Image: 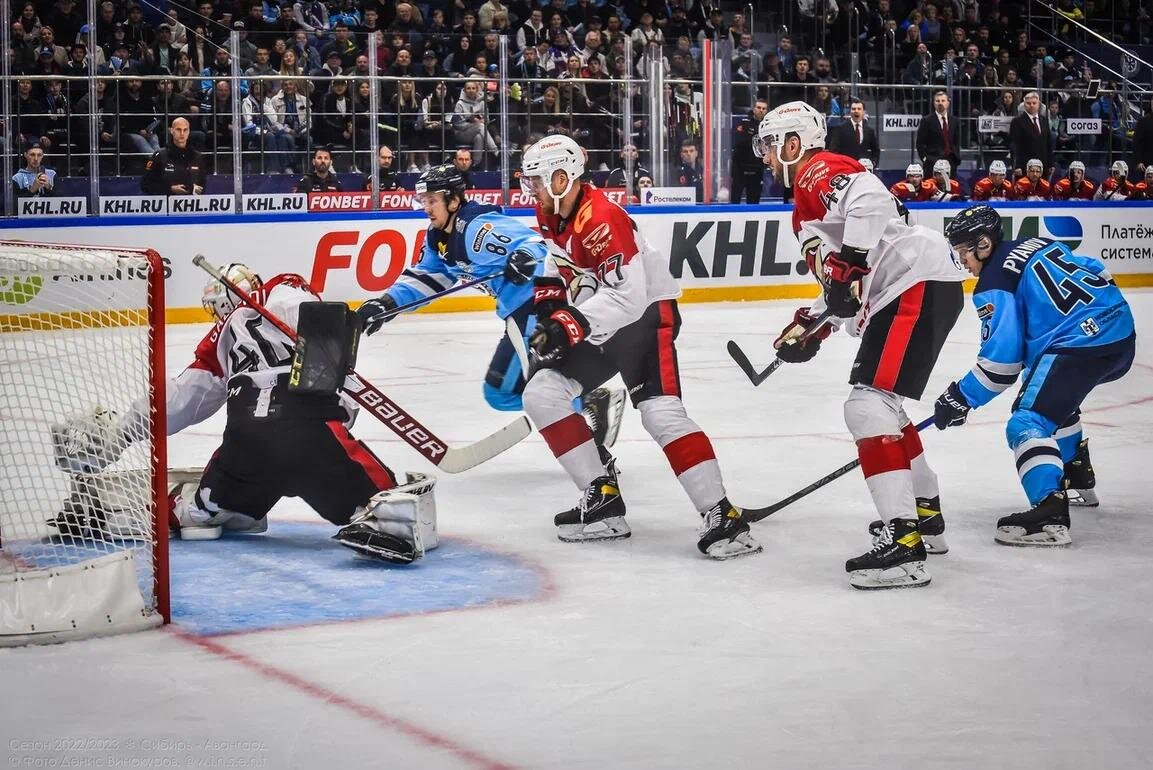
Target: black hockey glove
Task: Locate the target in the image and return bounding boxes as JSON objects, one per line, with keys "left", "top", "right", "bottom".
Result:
{"left": 822, "top": 245, "right": 871, "bottom": 319}
{"left": 773, "top": 307, "right": 832, "bottom": 364}
{"left": 933, "top": 382, "right": 971, "bottom": 430}
{"left": 356, "top": 294, "right": 399, "bottom": 336}
{"left": 532, "top": 275, "right": 568, "bottom": 315}
{"left": 503, "top": 248, "right": 539, "bottom": 285}
{"left": 530, "top": 306, "right": 590, "bottom": 369}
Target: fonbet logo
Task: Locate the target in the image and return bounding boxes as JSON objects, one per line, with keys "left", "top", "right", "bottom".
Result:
{"left": 0, "top": 275, "right": 44, "bottom": 306}
{"left": 943, "top": 214, "right": 1083, "bottom": 251}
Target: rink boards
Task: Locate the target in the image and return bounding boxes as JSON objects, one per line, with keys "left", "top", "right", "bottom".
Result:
{"left": 2, "top": 200, "right": 1151, "bottom": 322}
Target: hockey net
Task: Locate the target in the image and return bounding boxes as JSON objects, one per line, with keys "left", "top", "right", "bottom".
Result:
{"left": 0, "top": 241, "right": 169, "bottom": 645}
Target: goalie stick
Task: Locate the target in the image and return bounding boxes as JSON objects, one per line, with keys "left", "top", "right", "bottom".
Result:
{"left": 726, "top": 310, "right": 836, "bottom": 386}
{"left": 193, "top": 255, "right": 529, "bottom": 473}
{"left": 742, "top": 417, "right": 935, "bottom": 523}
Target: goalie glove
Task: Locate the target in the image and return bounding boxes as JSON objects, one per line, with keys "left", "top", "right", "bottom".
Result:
{"left": 51, "top": 406, "right": 129, "bottom": 475}
{"left": 822, "top": 245, "right": 870, "bottom": 319}
{"left": 774, "top": 308, "right": 832, "bottom": 364}
{"left": 530, "top": 306, "right": 590, "bottom": 369}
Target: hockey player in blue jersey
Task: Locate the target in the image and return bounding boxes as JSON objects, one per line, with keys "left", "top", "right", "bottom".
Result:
{"left": 355, "top": 164, "right": 625, "bottom": 449}
{"left": 933, "top": 204, "right": 1136, "bottom": 546}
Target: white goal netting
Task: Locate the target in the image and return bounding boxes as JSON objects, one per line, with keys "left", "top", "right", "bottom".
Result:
{"left": 0, "top": 241, "right": 168, "bottom": 645}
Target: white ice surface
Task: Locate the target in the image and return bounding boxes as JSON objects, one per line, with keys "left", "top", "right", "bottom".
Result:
{"left": 4, "top": 293, "right": 1152, "bottom": 770}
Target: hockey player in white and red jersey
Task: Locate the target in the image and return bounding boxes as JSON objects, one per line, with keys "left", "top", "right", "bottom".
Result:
{"left": 756, "top": 101, "right": 968, "bottom": 589}
{"left": 50, "top": 264, "right": 436, "bottom": 564}
{"left": 517, "top": 134, "right": 761, "bottom": 559}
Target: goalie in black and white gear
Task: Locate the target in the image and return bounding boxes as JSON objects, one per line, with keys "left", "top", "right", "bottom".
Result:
{"left": 50, "top": 263, "right": 436, "bottom": 565}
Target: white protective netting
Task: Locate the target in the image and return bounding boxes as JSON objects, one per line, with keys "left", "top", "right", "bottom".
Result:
{"left": 0, "top": 241, "right": 167, "bottom": 645}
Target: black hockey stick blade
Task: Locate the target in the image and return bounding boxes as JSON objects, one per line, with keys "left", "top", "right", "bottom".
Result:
{"left": 726, "top": 340, "right": 782, "bottom": 386}
{"left": 743, "top": 417, "right": 936, "bottom": 523}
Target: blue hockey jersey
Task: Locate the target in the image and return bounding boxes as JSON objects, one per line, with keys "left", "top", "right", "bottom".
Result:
{"left": 384, "top": 202, "right": 547, "bottom": 318}
{"left": 958, "top": 237, "right": 1134, "bottom": 408}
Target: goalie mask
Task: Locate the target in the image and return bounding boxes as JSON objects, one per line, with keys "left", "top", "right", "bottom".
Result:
{"left": 203, "top": 263, "right": 263, "bottom": 322}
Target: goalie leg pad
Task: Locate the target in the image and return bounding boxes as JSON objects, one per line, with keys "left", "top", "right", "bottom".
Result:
{"left": 333, "top": 473, "right": 437, "bottom": 564}
{"left": 51, "top": 406, "right": 128, "bottom": 475}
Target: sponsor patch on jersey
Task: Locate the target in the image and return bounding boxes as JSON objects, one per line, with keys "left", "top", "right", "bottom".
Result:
{"left": 580, "top": 222, "right": 612, "bottom": 257}
{"left": 1080, "top": 318, "right": 1100, "bottom": 336}
{"left": 976, "top": 302, "right": 995, "bottom": 320}
{"left": 471, "top": 222, "right": 493, "bottom": 252}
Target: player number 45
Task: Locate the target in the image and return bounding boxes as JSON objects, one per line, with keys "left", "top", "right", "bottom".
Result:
{"left": 1032, "top": 245, "right": 1110, "bottom": 315}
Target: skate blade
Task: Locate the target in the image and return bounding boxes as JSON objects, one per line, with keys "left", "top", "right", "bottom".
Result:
{"left": 1067, "top": 488, "right": 1099, "bottom": 507}
{"left": 849, "top": 562, "right": 931, "bottom": 590}
{"left": 702, "top": 534, "right": 763, "bottom": 561}
{"left": 922, "top": 534, "right": 949, "bottom": 555}
{"left": 994, "top": 525, "right": 1072, "bottom": 547}
{"left": 557, "top": 517, "right": 631, "bottom": 542}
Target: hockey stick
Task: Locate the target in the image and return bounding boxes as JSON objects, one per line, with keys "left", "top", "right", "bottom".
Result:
{"left": 193, "top": 256, "right": 530, "bottom": 473}
{"left": 726, "top": 310, "right": 836, "bottom": 387}
{"left": 378, "top": 271, "right": 502, "bottom": 319}
{"left": 743, "top": 417, "right": 935, "bottom": 523}
{"left": 505, "top": 314, "right": 532, "bottom": 374}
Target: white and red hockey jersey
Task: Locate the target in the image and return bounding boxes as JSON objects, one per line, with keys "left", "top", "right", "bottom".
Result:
{"left": 792, "top": 151, "right": 967, "bottom": 336}
{"left": 165, "top": 273, "right": 316, "bottom": 434}
{"left": 535, "top": 182, "right": 680, "bottom": 344}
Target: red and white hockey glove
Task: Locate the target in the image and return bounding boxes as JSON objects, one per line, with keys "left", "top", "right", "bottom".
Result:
{"left": 822, "top": 245, "right": 870, "bottom": 319}
{"left": 773, "top": 307, "right": 832, "bottom": 364}
{"left": 530, "top": 306, "right": 590, "bottom": 369}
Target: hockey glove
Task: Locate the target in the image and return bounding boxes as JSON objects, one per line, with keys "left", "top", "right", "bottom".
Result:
{"left": 774, "top": 307, "right": 832, "bottom": 364}
{"left": 530, "top": 306, "right": 590, "bottom": 368}
{"left": 532, "top": 275, "right": 568, "bottom": 315}
{"left": 933, "top": 382, "right": 971, "bottom": 430}
{"left": 503, "top": 248, "right": 539, "bottom": 285}
{"left": 356, "top": 294, "right": 399, "bottom": 336}
{"left": 822, "top": 245, "right": 870, "bottom": 319}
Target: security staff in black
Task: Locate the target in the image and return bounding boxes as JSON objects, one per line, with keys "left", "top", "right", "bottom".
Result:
{"left": 731, "top": 99, "right": 768, "bottom": 203}
{"left": 141, "top": 117, "right": 207, "bottom": 195}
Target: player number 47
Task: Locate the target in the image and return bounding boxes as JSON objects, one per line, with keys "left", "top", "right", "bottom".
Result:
{"left": 1032, "top": 245, "right": 1110, "bottom": 315}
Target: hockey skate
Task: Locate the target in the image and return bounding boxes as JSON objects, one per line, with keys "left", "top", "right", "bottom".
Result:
{"left": 169, "top": 482, "right": 267, "bottom": 541}
{"left": 868, "top": 496, "right": 948, "bottom": 555}
{"left": 1063, "top": 438, "right": 1099, "bottom": 507}
{"left": 697, "top": 499, "right": 762, "bottom": 560}
{"left": 846, "top": 518, "right": 930, "bottom": 590}
{"left": 555, "top": 474, "right": 630, "bottom": 542}
{"left": 583, "top": 386, "right": 626, "bottom": 449}
{"left": 994, "top": 491, "right": 1071, "bottom": 547}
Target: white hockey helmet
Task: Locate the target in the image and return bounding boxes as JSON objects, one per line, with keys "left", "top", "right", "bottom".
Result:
{"left": 989, "top": 160, "right": 1007, "bottom": 176}
{"left": 520, "top": 134, "right": 586, "bottom": 209}
{"left": 755, "top": 101, "right": 827, "bottom": 184}
{"left": 933, "top": 158, "right": 951, "bottom": 177}
{"left": 858, "top": 157, "right": 874, "bottom": 172}
{"left": 1068, "top": 160, "right": 1085, "bottom": 175}
{"left": 1026, "top": 158, "right": 1044, "bottom": 172}
{"left": 906, "top": 162, "right": 923, "bottom": 179}
{"left": 1146, "top": 167, "right": 1153, "bottom": 182}
{"left": 202, "top": 263, "right": 263, "bottom": 322}
{"left": 1111, "top": 159, "right": 1128, "bottom": 177}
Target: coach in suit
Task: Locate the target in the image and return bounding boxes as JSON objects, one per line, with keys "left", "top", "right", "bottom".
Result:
{"left": 827, "top": 97, "right": 880, "bottom": 166}
{"left": 915, "top": 89, "right": 961, "bottom": 175}
{"left": 1009, "top": 91, "right": 1054, "bottom": 178}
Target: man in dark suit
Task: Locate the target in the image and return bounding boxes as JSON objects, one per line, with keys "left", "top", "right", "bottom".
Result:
{"left": 915, "top": 89, "right": 961, "bottom": 175}
{"left": 827, "top": 97, "right": 880, "bottom": 166}
{"left": 1009, "top": 91, "right": 1054, "bottom": 179}
{"left": 731, "top": 98, "right": 769, "bottom": 203}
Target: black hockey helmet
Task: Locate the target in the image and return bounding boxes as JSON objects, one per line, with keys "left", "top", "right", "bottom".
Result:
{"left": 945, "top": 204, "right": 1003, "bottom": 254}
{"left": 415, "top": 163, "right": 466, "bottom": 204}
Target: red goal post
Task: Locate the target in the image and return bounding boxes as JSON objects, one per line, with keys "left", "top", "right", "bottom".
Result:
{"left": 1, "top": 240, "right": 169, "bottom": 645}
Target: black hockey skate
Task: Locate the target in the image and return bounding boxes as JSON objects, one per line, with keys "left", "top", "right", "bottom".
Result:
{"left": 994, "top": 491, "right": 1071, "bottom": 547}
{"left": 583, "top": 386, "right": 626, "bottom": 448}
{"left": 697, "top": 499, "right": 762, "bottom": 560}
{"left": 846, "top": 518, "right": 930, "bottom": 590}
{"left": 868, "top": 496, "right": 948, "bottom": 555}
{"left": 333, "top": 521, "right": 420, "bottom": 564}
{"left": 555, "top": 474, "right": 630, "bottom": 542}
{"left": 1063, "top": 438, "right": 1099, "bottom": 507}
